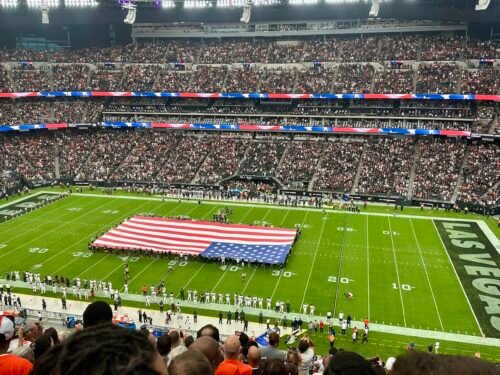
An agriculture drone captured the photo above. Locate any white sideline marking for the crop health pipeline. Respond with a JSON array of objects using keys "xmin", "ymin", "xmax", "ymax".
[{"xmin": 431, "ymin": 220, "xmax": 484, "ymax": 337}]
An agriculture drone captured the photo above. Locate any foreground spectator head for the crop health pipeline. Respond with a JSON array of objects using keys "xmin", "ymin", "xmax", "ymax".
[
  {"xmin": 31, "ymin": 323, "xmax": 168, "ymax": 375},
  {"xmin": 325, "ymin": 351, "xmax": 375, "ymax": 375},
  {"xmin": 391, "ymin": 351, "xmax": 499, "ymax": 375},
  {"xmin": 0, "ymin": 315, "xmax": 34, "ymax": 375},
  {"xmin": 263, "ymin": 358, "xmax": 287, "ymax": 375},
  {"xmin": 197, "ymin": 324, "xmax": 220, "ymax": 343},
  {"xmin": 184, "ymin": 335, "xmax": 194, "ymax": 348},
  {"xmin": 156, "ymin": 333, "xmax": 172, "ymax": 357},
  {"xmin": 33, "ymin": 333, "xmax": 54, "ymax": 360},
  {"xmin": 189, "ymin": 336, "xmax": 223, "ymax": 370},
  {"xmin": 216, "ymin": 335, "xmax": 252, "ymax": 375},
  {"xmin": 268, "ymin": 332, "xmax": 280, "ymax": 348},
  {"xmin": 247, "ymin": 345, "xmax": 261, "ymax": 369},
  {"xmin": 223, "ymin": 335, "xmax": 241, "ymax": 360},
  {"xmin": 168, "ymin": 349, "xmax": 214, "ymax": 375},
  {"xmin": 83, "ymin": 301, "xmax": 113, "ymax": 328}
]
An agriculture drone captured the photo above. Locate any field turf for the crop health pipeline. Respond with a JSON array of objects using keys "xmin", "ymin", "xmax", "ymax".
[{"xmin": 1, "ymin": 189, "xmax": 499, "ymax": 360}]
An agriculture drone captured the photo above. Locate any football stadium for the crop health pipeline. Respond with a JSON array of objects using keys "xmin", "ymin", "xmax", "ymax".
[{"xmin": 0, "ymin": 0, "xmax": 499, "ymax": 373}]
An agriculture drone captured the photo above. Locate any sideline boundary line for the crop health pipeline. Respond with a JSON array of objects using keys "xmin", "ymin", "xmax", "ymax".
[{"xmin": 431, "ymin": 220, "xmax": 484, "ymax": 337}]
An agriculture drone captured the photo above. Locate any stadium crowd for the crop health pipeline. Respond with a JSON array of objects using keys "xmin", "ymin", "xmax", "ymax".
[
  {"xmin": 2, "ymin": 129, "xmax": 497, "ymax": 208},
  {"xmin": 413, "ymin": 139, "xmax": 466, "ymax": 202},
  {"xmin": 1, "ymin": 280, "xmax": 498, "ymax": 375},
  {"xmin": 0, "ymin": 33, "xmax": 498, "ymax": 95}
]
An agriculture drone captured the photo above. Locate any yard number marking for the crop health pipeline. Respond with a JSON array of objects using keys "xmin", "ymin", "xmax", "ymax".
[
  {"xmin": 28, "ymin": 247, "xmax": 48, "ymax": 253},
  {"xmin": 392, "ymin": 283, "xmax": 414, "ymax": 291},
  {"xmin": 328, "ymin": 276, "xmax": 352, "ymax": 284},
  {"xmin": 272, "ymin": 270, "xmax": 295, "ymax": 278}
]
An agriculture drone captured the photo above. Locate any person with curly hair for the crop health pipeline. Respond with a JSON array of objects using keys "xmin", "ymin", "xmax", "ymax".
[{"xmin": 30, "ymin": 323, "xmax": 168, "ymax": 375}]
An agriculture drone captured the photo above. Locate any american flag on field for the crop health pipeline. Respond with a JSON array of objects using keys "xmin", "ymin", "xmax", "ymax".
[{"xmin": 92, "ymin": 216, "xmax": 298, "ymax": 265}]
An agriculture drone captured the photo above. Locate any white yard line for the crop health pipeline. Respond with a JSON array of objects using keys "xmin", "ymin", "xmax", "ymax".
[
  {"xmin": 0, "ymin": 197, "xmax": 116, "ymax": 262},
  {"xmin": 180, "ymin": 264, "xmax": 206, "ymax": 292},
  {"xmin": 300, "ymin": 211, "xmax": 327, "ymax": 308},
  {"xmin": 366, "ymin": 215, "xmax": 371, "ymax": 319},
  {"xmin": 0, "ymin": 196, "xmax": 89, "ymax": 253},
  {"xmin": 124, "ymin": 259, "xmax": 156, "ymax": 284},
  {"xmin": 76, "ymin": 255, "xmax": 111, "ymax": 277},
  {"xmin": 431, "ymin": 220, "xmax": 484, "ymax": 337},
  {"xmin": 409, "ymin": 218, "xmax": 444, "ymax": 331},
  {"xmin": 49, "ymin": 200, "xmax": 155, "ymax": 275},
  {"xmin": 332, "ymin": 214, "xmax": 349, "ymax": 317},
  {"xmin": 476, "ymin": 220, "xmax": 500, "ymax": 253},
  {"xmin": 241, "ymin": 268, "xmax": 257, "ymax": 295},
  {"xmin": 387, "ymin": 216, "xmax": 407, "ymax": 327},
  {"xmin": 269, "ymin": 209, "xmax": 299, "ymax": 301}
]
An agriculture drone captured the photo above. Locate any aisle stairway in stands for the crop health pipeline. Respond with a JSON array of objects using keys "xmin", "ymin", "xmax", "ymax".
[
  {"xmin": 307, "ymin": 152, "xmax": 326, "ymax": 192},
  {"xmin": 54, "ymin": 142, "xmax": 60, "ymax": 179},
  {"xmin": 406, "ymin": 143, "xmax": 421, "ymax": 200},
  {"xmin": 451, "ymin": 143, "xmax": 470, "ymax": 203},
  {"xmin": 190, "ymin": 150, "xmax": 212, "ymax": 185},
  {"xmin": 350, "ymin": 141, "xmax": 367, "ymax": 195}
]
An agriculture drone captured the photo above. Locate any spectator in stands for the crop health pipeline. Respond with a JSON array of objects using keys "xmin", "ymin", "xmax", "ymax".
[
  {"xmin": 391, "ymin": 350, "xmax": 499, "ymax": 375},
  {"xmin": 196, "ymin": 324, "xmax": 221, "ymax": 343},
  {"xmin": 31, "ymin": 323, "xmax": 168, "ymax": 375},
  {"xmin": 156, "ymin": 333, "xmax": 172, "ymax": 367},
  {"xmin": 246, "ymin": 346, "xmax": 261, "ymax": 375},
  {"xmin": 0, "ymin": 315, "xmax": 33, "ymax": 375},
  {"xmin": 168, "ymin": 349, "xmax": 214, "ymax": 375},
  {"xmin": 167, "ymin": 329, "xmax": 188, "ymax": 366},
  {"xmin": 262, "ymin": 358, "xmax": 288, "ymax": 375},
  {"xmin": 259, "ymin": 332, "xmax": 285, "ymax": 361},
  {"xmin": 215, "ymin": 335, "xmax": 252, "ymax": 375},
  {"xmin": 324, "ymin": 351, "xmax": 378, "ymax": 374},
  {"xmin": 297, "ymin": 337, "xmax": 315, "ymax": 375},
  {"xmin": 82, "ymin": 300, "xmax": 113, "ymax": 327},
  {"xmin": 189, "ymin": 336, "xmax": 224, "ymax": 371}
]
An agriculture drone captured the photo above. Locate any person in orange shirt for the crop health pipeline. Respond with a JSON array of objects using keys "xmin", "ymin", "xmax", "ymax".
[
  {"xmin": 364, "ymin": 318, "xmax": 369, "ymax": 329},
  {"xmin": 215, "ymin": 335, "xmax": 252, "ymax": 375},
  {"xmin": 0, "ymin": 315, "xmax": 33, "ymax": 375}
]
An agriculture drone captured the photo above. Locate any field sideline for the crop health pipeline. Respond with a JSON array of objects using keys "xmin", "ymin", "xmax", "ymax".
[{"xmin": 1, "ymin": 189, "xmax": 499, "ymax": 357}]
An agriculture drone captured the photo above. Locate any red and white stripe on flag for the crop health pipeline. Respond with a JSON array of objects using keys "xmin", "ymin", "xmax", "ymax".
[{"xmin": 92, "ymin": 216, "xmax": 297, "ymax": 256}]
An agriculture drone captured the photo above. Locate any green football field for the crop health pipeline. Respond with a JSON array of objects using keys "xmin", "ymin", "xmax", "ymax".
[{"xmin": 1, "ymin": 189, "xmax": 499, "ymax": 357}]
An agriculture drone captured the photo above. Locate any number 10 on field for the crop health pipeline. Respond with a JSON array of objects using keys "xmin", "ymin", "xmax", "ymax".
[{"xmin": 392, "ymin": 283, "xmax": 414, "ymax": 291}]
